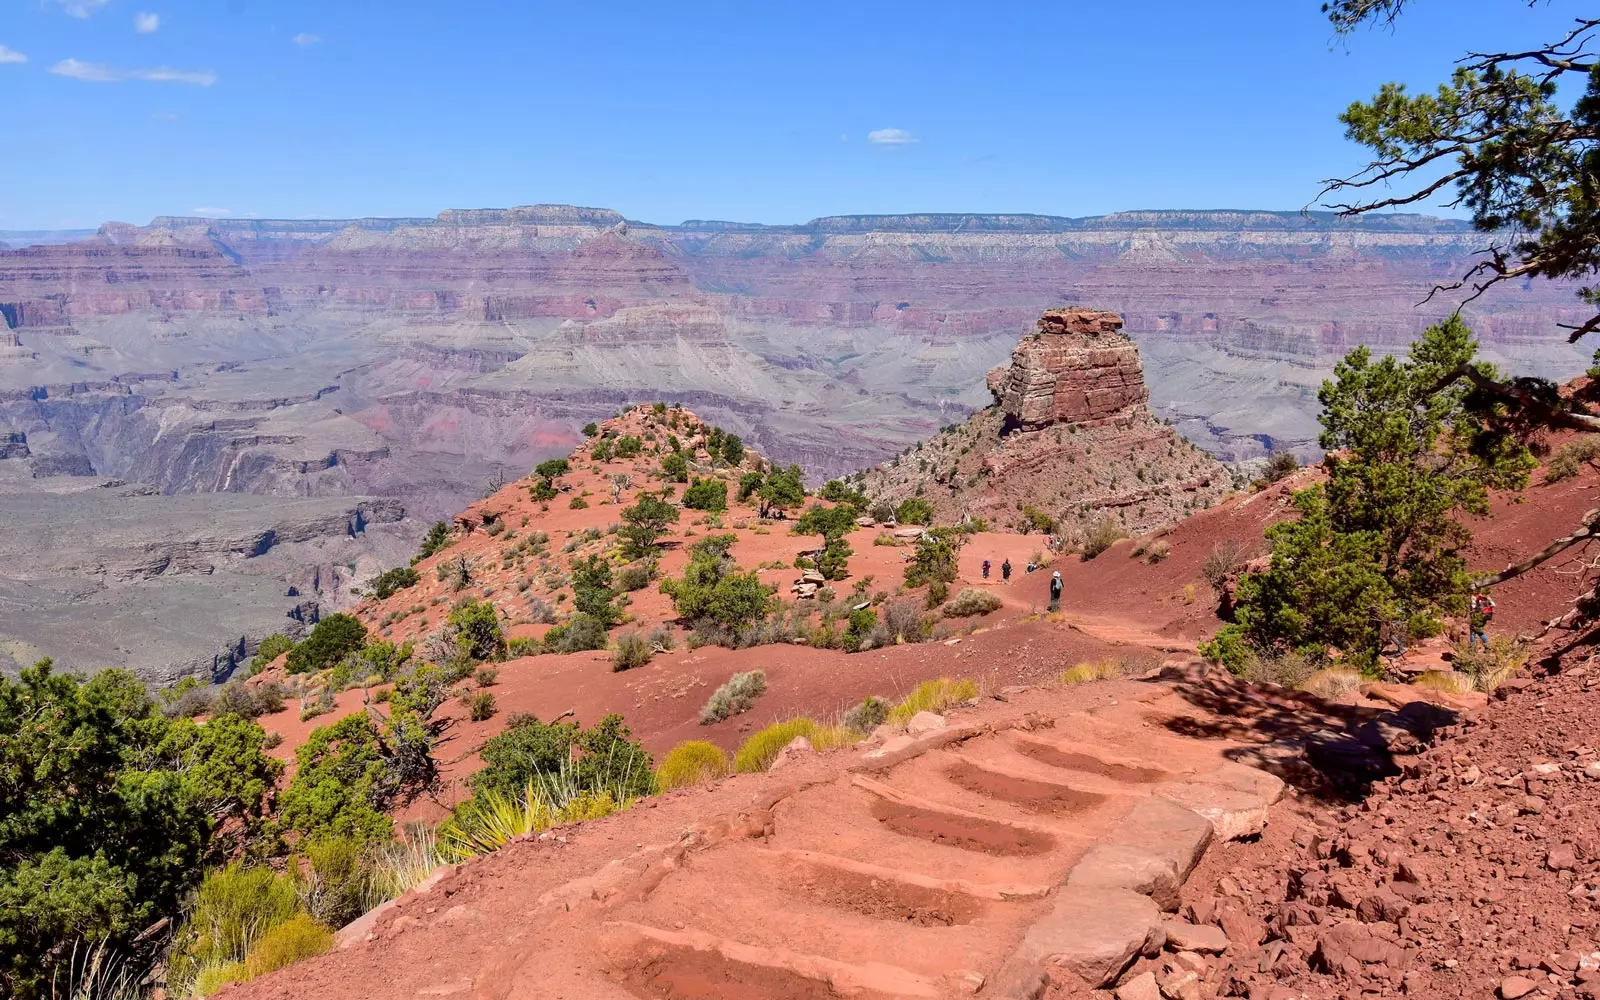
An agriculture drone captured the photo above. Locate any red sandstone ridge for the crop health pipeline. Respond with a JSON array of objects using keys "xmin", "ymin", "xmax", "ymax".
[{"xmin": 863, "ymin": 308, "xmax": 1233, "ymax": 538}]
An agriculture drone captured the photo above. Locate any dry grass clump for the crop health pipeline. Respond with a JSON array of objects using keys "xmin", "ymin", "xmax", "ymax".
[
  {"xmin": 1297, "ymin": 667, "xmax": 1363, "ymax": 699},
  {"xmin": 655, "ymin": 740, "xmax": 730, "ymax": 791},
  {"xmin": 1060, "ymin": 658, "xmax": 1125, "ymax": 685},
  {"xmin": 732, "ymin": 719, "xmax": 855, "ymax": 773},
  {"xmin": 885, "ymin": 677, "xmax": 979, "ymax": 725},
  {"xmin": 1412, "ymin": 670, "xmax": 1475, "ymax": 695},
  {"xmin": 1451, "ymin": 636, "xmax": 1528, "ymax": 692}
]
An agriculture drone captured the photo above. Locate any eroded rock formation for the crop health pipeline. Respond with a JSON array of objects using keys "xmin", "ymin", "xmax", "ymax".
[
  {"xmin": 988, "ymin": 309, "xmax": 1148, "ymax": 430},
  {"xmin": 863, "ymin": 308, "xmax": 1233, "ymax": 538}
]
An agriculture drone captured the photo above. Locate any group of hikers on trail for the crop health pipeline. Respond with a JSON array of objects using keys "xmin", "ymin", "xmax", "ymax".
[{"xmin": 980, "ymin": 557, "xmax": 1065, "ymax": 612}]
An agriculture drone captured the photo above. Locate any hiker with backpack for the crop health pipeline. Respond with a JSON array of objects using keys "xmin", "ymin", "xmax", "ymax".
[
  {"xmin": 1001, "ymin": 558, "xmax": 1012, "ymax": 583},
  {"xmin": 982, "ymin": 559, "xmax": 991, "ymax": 580},
  {"xmin": 1049, "ymin": 570, "xmax": 1062, "ymax": 612},
  {"xmin": 1469, "ymin": 589, "xmax": 1495, "ymax": 650}
]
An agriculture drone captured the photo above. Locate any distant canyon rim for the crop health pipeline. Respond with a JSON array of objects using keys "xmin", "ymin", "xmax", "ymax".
[{"xmin": 0, "ymin": 204, "xmax": 1587, "ymax": 683}]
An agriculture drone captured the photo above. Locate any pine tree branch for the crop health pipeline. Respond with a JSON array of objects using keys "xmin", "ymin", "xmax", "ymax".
[{"xmin": 1426, "ymin": 363, "xmax": 1600, "ymax": 433}]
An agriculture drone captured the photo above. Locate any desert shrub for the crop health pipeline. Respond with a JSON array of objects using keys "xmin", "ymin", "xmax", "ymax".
[
  {"xmin": 1255, "ymin": 451, "xmax": 1300, "ymax": 487},
  {"xmin": 660, "ymin": 451, "xmax": 689, "ymax": 482},
  {"xmin": 569, "ymin": 495, "xmax": 589, "ymax": 510},
  {"xmin": 1020, "ymin": 504, "xmax": 1056, "ymax": 534},
  {"xmin": 276, "ymin": 714, "xmax": 397, "ymax": 846},
  {"xmin": 542, "ymin": 613, "xmax": 610, "ymax": 654},
  {"xmin": 0, "ymin": 663, "xmax": 288, "ymax": 999},
  {"xmin": 1451, "ymin": 635, "xmax": 1528, "ymax": 692},
  {"xmin": 682, "ymin": 477, "xmax": 729, "ymax": 512},
  {"xmin": 904, "ymin": 526, "xmax": 963, "ymax": 590},
  {"xmin": 212, "ymin": 679, "xmax": 286, "ymax": 719},
  {"xmin": 526, "ymin": 595, "xmax": 557, "ymax": 624},
  {"xmin": 571, "ymin": 553, "xmax": 621, "ymax": 626},
  {"xmin": 475, "ymin": 666, "xmax": 498, "ymax": 687},
  {"xmin": 170, "ymin": 863, "xmax": 301, "ymax": 992},
  {"xmin": 616, "ymin": 563, "xmax": 654, "ymax": 592},
  {"xmin": 886, "ymin": 677, "xmax": 978, "ymax": 725},
  {"xmin": 285, "ymin": 613, "xmax": 368, "ymax": 675},
  {"xmin": 872, "ymin": 600, "xmax": 934, "ymax": 647},
  {"xmin": 896, "ymin": 497, "xmax": 934, "ymax": 525},
  {"xmin": 869, "ymin": 500, "xmax": 896, "ymax": 524},
  {"xmin": 591, "ymin": 437, "xmax": 615, "ymax": 462},
  {"xmin": 483, "ymin": 518, "xmax": 507, "ymax": 537},
  {"xmin": 294, "ymin": 835, "xmax": 377, "ymax": 929},
  {"xmin": 732, "ymin": 718, "xmax": 855, "ymax": 772},
  {"xmin": 1198, "ymin": 625, "xmax": 1260, "ymax": 675},
  {"xmin": 842, "ymin": 695, "xmax": 889, "ymax": 733},
  {"xmin": 1060, "ymin": 658, "xmax": 1125, "ymax": 685},
  {"xmin": 660, "ymin": 535, "xmax": 775, "ymax": 637},
  {"xmin": 655, "ymin": 740, "xmax": 729, "ymax": 791},
  {"xmin": 1298, "ymin": 668, "xmax": 1364, "ymax": 700},
  {"xmin": 1545, "ymin": 436, "xmax": 1600, "ymax": 482},
  {"xmin": 1144, "ymin": 539, "xmax": 1171, "ymax": 564},
  {"xmin": 251, "ymin": 633, "xmax": 295, "ymax": 674},
  {"xmin": 507, "ymin": 636, "xmax": 539, "ymax": 657},
  {"xmin": 582, "ymin": 422, "xmax": 599, "ymax": 437},
  {"xmin": 612, "ymin": 630, "xmax": 655, "ymax": 671},
  {"xmin": 415, "ymin": 520, "xmax": 451, "ymax": 561},
  {"xmin": 467, "ymin": 691, "xmax": 497, "ymax": 722},
  {"xmin": 471, "ymin": 712, "xmax": 653, "ymax": 804},
  {"xmin": 367, "ymin": 825, "xmax": 446, "ymax": 904},
  {"xmin": 241, "ymin": 913, "xmax": 333, "ymax": 979},
  {"xmin": 1201, "ymin": 538, "xmax": 1249, "ymax": 592},
  {"xmin": 699, "ymin": 669, "xmax": 767, "ymax": 724},
  {"xmin": 1079, "ymin": 519, "xmax": 1126, "ymax": 560},
  {"xmin": 448, "ymin": 599, "xmax": 507, "ymax": 661},
  {"xmin": 1240, "ymin": 650, "xmax": 1316, "ymax": 689},
  {"xmin": 843, "ymin": 607, "xmax": 879, "ymax": 649},
  {"xmin": 615, "ymin": 435, "xmax": 643, "ymax": 459},
  {"xmin": 943, "ymin": 588, "xmax": 1002, "ymax": 618}
]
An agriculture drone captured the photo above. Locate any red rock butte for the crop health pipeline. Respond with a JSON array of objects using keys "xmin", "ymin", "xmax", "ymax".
[{"xmin": 988, "ymin": 309, "xmax": 1148, "ymax": 431}]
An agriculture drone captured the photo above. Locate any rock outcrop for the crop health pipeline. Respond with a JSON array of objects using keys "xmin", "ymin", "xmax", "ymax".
[
  {"xmin": 988, "ymin": 309, "xmax": 1147, "ymax": 430},
  {"xmin": 861, "ymin": 308, "xmax": 1233, "ymax": 538}
]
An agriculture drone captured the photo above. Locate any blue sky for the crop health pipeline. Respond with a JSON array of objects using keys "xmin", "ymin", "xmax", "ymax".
[{"xmin": 0, "ymin": 0, "xmax": 1578, "ymax": 228}]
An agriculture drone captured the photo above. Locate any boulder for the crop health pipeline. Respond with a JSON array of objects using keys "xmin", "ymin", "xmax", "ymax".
[{"xmin": 905, "ymin": 711, "xmax": 947, "ymax": 737}]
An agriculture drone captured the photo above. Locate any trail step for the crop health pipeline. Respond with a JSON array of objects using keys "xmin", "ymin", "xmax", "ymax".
[{"xmin": 603, "ymin": 921, "xmax": 948, "ymax": 998}]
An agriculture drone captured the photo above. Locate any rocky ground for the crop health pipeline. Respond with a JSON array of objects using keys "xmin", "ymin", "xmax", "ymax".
[{"xmin": 1076, "ymin": 652, "xmax": 1600, "ymax": 1000}]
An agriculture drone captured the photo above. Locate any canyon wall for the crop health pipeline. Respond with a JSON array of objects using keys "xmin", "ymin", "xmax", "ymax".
[{"xmin": 0, "ymin": 205, "xmax": 1585, "ymax": 680}]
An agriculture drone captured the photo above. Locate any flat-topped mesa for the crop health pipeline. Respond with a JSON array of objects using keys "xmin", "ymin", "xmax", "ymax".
[{"xmin": 987, "ymin": 308, "xmax": 1147, "ymax": 431}]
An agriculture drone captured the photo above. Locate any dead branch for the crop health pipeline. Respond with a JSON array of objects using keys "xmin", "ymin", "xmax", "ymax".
[
  {"xmin": 1427, "ymin": 364, "xmax": 1600, "ymax": 433},
  {"xmin": 1476, "ymin": 508, "xmax": 1600, "ymax": 589}
]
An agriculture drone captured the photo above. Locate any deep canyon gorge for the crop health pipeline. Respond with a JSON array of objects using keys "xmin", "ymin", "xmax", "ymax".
[{"xmin": 0, "ymin": 204, "xmax": 1585, "ymax": 682}]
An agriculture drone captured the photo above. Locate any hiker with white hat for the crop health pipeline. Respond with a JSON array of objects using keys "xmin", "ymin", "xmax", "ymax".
[{"xmin": 1048, "ymin": 570, "xmax": 1062, "ymax": 612}]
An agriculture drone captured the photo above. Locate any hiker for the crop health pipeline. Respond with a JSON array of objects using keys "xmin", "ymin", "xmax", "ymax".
[
  {"xmin": 1049, "ymin": 570, "xmax": 1062, "ymax": 612},
  {"xmin": 1469, "ymin": 589, "xmax": 1496, "ymax": 650},
  {"xmin": 1001, "ymin": 558, "xmax": 1012, "ymax": 583},
  {"xmin": 982, "ymin": 559, "xmax": 991, "ymax": 580}
]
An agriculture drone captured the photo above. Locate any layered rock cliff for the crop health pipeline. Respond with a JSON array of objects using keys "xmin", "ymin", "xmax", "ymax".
[{"xmin": 860, "ymin": 309, "xmax": 1233, "ymax": 537}]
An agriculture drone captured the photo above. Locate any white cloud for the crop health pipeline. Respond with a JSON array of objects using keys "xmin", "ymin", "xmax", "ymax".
[
  {"xmin": 867, "ymin": 128, "xmax": 919, "ymax": 146},
  {"xmin": 191, "ymin": 207, "xmax": 230, "ymax": 217},
  {"xmin": 0, "ymin": 46, "xmax": 26, "ymax": 65},
  {"xmin": 151, "ymin": 110, "xmax": 178, "ymax": 121},
  {"xmin": 54, "ymin": 0, "xmax": 111, "ymax": 18},
  {"xmin": 292, "ymin": 32, "xmax": 320, "ymax": 46},
  {"xmin": 137, "ymin": 66, "xmax": 215, "ymax": 85},
  {"xmin": 134, "ymin": 12, "xmax": 160, "ymax": 33},
  {"xmin": 50, "ymin": 58, "xmax": 217, "ymax": 86}
]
